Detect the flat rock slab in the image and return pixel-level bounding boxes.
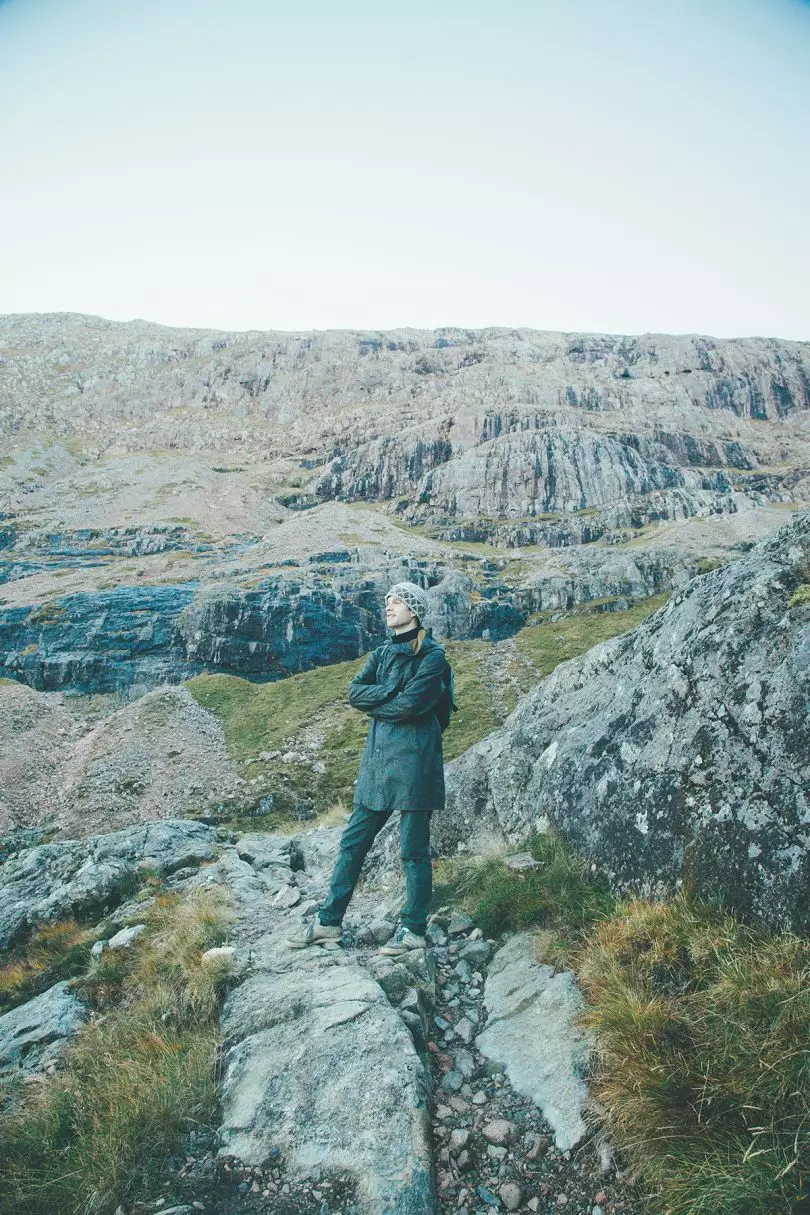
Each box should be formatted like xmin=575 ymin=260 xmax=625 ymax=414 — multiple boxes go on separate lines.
xmin=475 ymin=933 xmax=589 ymax=1151
xmin=0 ymin=980 xmax=87 ymax=1074
xmin=218 ymin=929 xmax=435 ymax=1215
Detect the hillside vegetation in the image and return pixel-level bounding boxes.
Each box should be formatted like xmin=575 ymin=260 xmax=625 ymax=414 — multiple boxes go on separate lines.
xmin=187 ymin=593 xmax=670 ymax=828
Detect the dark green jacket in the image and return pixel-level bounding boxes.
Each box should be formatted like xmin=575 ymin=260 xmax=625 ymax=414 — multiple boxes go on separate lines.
xmin=348 ymin=634 xmax=450 ymax=813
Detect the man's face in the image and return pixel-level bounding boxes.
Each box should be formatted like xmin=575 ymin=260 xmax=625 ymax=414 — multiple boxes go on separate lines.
xmin=385 ymin=595 xmax=416 ymax=630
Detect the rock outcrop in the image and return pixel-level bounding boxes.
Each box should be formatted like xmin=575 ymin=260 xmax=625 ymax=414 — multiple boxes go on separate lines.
xmin=0 ymin=819 xmax=217 ymax=948
xmin=475 ymin=935 xmax=589 ymax=1153
xmin=2 ymin=315 xmax=807 ymax=694
xmin=0 ymin=980 xmax=88 ymax=1074
xmin=440 ymin=510 xmax=810 ymax=932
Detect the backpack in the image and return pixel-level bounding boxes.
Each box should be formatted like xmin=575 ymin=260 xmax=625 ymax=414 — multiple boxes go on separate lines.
xmin=434 ymin=662 xmax=457 ymax=733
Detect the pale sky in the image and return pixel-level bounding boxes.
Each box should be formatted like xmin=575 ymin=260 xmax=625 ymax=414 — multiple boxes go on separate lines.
xmin=1 ymin=0 xmax=808 ymax=338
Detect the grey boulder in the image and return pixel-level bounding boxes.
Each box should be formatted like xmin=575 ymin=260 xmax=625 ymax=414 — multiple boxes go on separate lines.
xmin=217 ymin=930 xmax=435 ymax=1214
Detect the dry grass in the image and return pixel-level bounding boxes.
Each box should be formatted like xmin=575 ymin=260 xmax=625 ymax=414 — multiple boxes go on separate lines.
xmin=0 ymin=887 xmax=234 ymax=1215
xmin=0 ymin=921 xmax=96 ymax=1015
xmin=578 ymin=897 xmax=810 ymax=1215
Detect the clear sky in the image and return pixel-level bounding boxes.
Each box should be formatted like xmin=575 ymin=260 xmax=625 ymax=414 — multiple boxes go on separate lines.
xmin=1 ymin=0 xmax=808 ymax=338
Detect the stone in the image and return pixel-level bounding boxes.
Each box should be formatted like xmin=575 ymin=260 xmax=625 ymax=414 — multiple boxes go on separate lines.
xmin=458 ymin=940 xmax=492 ymax=966
xmin=504 ymin=853 xmax=541 ymax=871
xmin=487 ymin=1145 xmax=507 ymax=1160
xmin=454 ymin=1016 xmax=475 ymax=1044
xmin=426 ymin=923 xmax=448 ymax=947
xmin=475 ymin=934 xmax=589 ymax=1151
xmin=525 ymin=1132 xmax=549 ymax=1159
xmin=453 ymin=1048 xmax=476 ymax=1079
xmin=449 ymin=1128 xmax=470 ymax=1152
xmin=440 ymin=1070 xmax=464 ymax=1093
xmin=481 ymin=1119 xmax=515 ymax=1146
xmin=448 ymin=912 xmax=474 ymax=936
xmin=476 ymin=1184 xmax=500 ymax=1207
xmin=370 ymin=918 xmax=397 ymax=944
xmin=457 ymin=1150 xmax=473 ymax=1173
xmin=444 ymin=513 xmax=810 ymax=933
xmin=202 ymin=945 xmax=235 ymax=964
xmin=235 ymin=833 xmax=304 ymax=872
xmin=107 ymin=923 xmax=146 ymax=949
xmin=0 ymin=981 xmax=87 ymax=1074
xmin=500 ymin=1182 xmax=523 ymax=1211
xmin=454 ymin=959 xmax=473 ymax=982
xmin=472 ymin=1090 xmax=487 ymax=1105
xmin=528 ymin=1200 xmax=540 ymax=1212
xmin=271 ymin=884 xmax=301 ymax=909
xmin=90 ymin=939 xmax=105 ymax=957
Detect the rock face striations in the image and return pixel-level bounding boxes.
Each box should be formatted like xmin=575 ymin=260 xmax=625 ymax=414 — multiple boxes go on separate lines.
xmin=1 ymin=314 xmax=808 ymax=693
xmin=440 ymin=510 xmax=810 ymax=932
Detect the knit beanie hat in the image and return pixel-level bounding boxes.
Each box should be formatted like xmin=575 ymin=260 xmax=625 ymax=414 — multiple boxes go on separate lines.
xmin=386 ymin=580 xmax=430 ymax=623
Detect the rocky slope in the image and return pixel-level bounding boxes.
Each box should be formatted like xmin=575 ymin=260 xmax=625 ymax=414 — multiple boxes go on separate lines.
xmin=1 ymin=314 xmax=807 ymax=693
xmin=434 ymin=510 xmax=810 ymax=932
xmin=0 ymin=819 xmax=639 ymax=1215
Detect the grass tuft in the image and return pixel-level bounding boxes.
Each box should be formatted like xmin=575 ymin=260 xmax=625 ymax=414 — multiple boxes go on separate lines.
xmin=433 ymin=832 xmax=616 ymax=942
xmin=578 ymin=897 xmax=810 ymax=1215
xmin=0 ymin=887 xmax=234 ymax=1215
xmin=0 ymin=921 xmax=96 ymax=1015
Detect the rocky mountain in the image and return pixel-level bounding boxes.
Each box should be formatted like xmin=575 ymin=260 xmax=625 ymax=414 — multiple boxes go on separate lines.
xmin=1 ymin=314 xmax=807 ymax=694
xmin=430 ymin=510 xmax=810 ymax=933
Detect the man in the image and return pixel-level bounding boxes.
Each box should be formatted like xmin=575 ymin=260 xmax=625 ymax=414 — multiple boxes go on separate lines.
xmin=287 ymin=580 xmax=453 ymax=956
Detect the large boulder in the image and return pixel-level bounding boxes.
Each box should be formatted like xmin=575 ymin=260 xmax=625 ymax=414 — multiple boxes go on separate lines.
xmin=441 ymin=510 xmax=810 ymax=931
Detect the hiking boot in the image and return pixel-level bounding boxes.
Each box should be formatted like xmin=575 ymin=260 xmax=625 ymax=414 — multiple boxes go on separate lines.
xmin=377 ymin=927 xmax=427 ymax=956
xmin=285 ymin=921 xmax=342 ymax=949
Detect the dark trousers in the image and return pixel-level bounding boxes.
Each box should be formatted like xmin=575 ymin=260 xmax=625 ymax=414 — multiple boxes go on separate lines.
xmin=318 ymin=804 xmax=432 ymax=935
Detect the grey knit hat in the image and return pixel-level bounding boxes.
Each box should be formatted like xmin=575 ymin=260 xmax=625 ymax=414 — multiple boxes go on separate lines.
xmin=386 ymin=580 xmax=430 ymax=623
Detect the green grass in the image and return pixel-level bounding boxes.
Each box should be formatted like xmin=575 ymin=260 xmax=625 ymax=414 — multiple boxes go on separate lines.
xmin=188 ymin=657 xmax=364 ymax=759
xmin=788 ymin=583 xmax=810 ymax=608
xmin=435 ymin=841 xmax=809 ymax=1215
xmin=0 ymin=887 xmax=234 ymax=1215
xmin=442 ymin=640 xmax=502 ymax=759
xmin=433 ymin=831 xmax=616 ymax=942
xmin=578 ymin=898 xmax=810 ymax=1215
xmin=515 ymin=592 xmax=670 ymax=678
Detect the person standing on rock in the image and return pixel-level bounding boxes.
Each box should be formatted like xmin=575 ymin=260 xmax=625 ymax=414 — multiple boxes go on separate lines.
xmin=287 ymin=581 xmax=454 ymax=956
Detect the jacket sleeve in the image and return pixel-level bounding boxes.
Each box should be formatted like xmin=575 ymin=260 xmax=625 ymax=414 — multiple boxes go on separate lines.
xmin=347 ymin=650 xmax=399 ymax=711
xmin=368 ymin=649 xmax=447 ymax=722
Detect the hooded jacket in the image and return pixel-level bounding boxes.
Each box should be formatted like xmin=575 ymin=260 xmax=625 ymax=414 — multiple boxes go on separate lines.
xmin=347 ymin=633 xmax=450 ymax=813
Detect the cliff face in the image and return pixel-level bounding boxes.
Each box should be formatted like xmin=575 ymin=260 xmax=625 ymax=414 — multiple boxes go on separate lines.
xmin=1 ymin=315 xmax=807 ymax=694
xmin=440 ymin=510 xmax=810 ymax=933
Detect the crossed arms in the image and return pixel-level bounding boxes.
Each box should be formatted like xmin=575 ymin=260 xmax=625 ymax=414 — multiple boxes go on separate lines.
xmin=348 ymin=648 xmax=447 ymax=722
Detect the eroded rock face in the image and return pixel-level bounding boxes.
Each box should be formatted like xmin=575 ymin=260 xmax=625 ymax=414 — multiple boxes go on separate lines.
xmin=441 ymin=510 xmax=810 ymax=931
xmin=0 ymin=820 xmax=217 ymax=948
